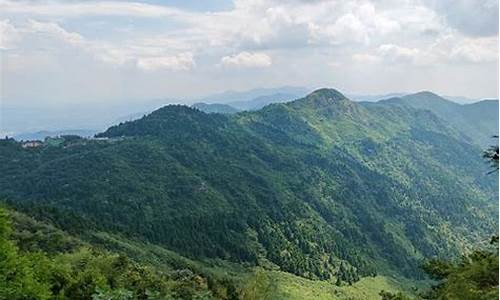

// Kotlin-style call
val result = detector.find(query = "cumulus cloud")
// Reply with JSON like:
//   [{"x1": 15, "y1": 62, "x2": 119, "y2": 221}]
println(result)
[
  {"x1": 0, "y1": 0, "x2": 467, "y2": 53},
  {"x1": 310, "y1": 13, "x2": 369, "y2": 45},
  {"x1": 2, "y1": 19, "x2": 197, "y2": 72},
  {"x1": 353, "y1": 34, "x2": 498, "y2": 67},
  {"x1": 221, "y1": 52, "x2": 272, "y2": 67},
  {"x1": 0, "y1": 0, "x2": 497, "y2": 100},
  {"x1": 421, "y1": 0, "x2": 498, "y2": 37}
]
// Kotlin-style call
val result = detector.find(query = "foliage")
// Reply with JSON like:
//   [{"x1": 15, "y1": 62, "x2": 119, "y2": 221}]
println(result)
[
  {"x1": 417, "y1": 240, "x2": 498, "y2": 300},
  {"x1": 0, "y1": 208, "x2": 52, "y2": 300},
  {"x1": 483, "y1": 136, "x2": 498, "y2": 171},
  {"x1": 379, "y1": 137, "x2": 500, "y2": 300},
  {"x1": 0, "y1": 207, "x2": 221, "y2": 300},
  {"x1": 378, "y1": 91, "x2": 499, "y2": 147},
  {"x1": 379, "y1": 290, "x2": 414, "y2": 300}
]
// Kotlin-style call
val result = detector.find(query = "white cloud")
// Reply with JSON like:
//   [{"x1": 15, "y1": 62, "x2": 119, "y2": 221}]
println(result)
[
  {"x1": 356, "y1": 3, "x2": 401, "y2": 35},
  {"x1": 2, "y1": 19, "x2": 197, "y2": 72},
  {"x1": 28, "y1": 20, "x2": 84, "y2": 45},
  {"x1": 316, "y1": 13, "x2": 369, "y2": 45},
  {"x1": 449, "y1": 38, "x2": 498, "y2": 63},
  {"x1": 136, "y1": 53, "x2": 195, "y2": 71},
  {"x1": 420, "y1": 0, "x2": 498, "y2": 37},
  {"x1": 0, "y1": 19, "x2": 20, "y2": 49},
  {"x1": 0, "y1": 0, "x2": 452, "y2": 53},
  {"x1": 221, "y1": 51, "x2": 272, "y2": 67},
  {"x1": 0, "y1": 0, "x2": 498, "y2": 101},
  {"x1": 353, "y1": 33, "x2": 498, "y2": 67},
  {"x1": 377, "y1": 44, "x2": 420, "y2": 62}
]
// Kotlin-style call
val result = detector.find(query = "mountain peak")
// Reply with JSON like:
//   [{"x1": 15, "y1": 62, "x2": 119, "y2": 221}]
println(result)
[
  {"x1": 98, "y1": 104, "x2": 228, "y2": 138},
  {"x1": 308, "y1": 88, "x2": 348, "y2": 100},
  {"x1": 281, "y1": 88, "x2": 367, "y2": 120},
  {"x1": 289, "y1": 88, "x2": 350, "y2": 109},
  {"x1": 409, "y1": 91, "x2": 443, "y2": 99}
]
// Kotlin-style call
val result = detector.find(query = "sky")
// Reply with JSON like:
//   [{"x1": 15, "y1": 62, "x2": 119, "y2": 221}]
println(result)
[{"x1": 0, "y1": 0, "x2": 498, "y2": 111}]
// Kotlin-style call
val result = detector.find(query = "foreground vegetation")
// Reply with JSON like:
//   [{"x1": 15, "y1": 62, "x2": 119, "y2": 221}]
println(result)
[
  {"x1": 0, "y1": 207, "x2": 424, "y2": 299},
  {"x1": 4, "y1": 204, "x2": 496, "y2": 299},
  {"x1": 0, "y1": 208, "x2": 223, "y2": 299}
]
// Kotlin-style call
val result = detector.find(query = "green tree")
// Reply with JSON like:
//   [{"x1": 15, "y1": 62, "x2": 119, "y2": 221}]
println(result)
[
  {"x1": 483, "y1": 136, "x2": 498, "y2": 171},
  {"x1": 0, "y1": 208, "x2": 52, "y2": 300}
]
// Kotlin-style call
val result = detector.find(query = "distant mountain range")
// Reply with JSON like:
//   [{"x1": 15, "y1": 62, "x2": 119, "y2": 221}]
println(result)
[
  {"x1": 13, "y1": 129, "x2": 98, "y2": 141},
  {"x1": 377, "y1": 91, "x2": 499, "y2": 147},
  {"x1": 4, "y1": 87, "x2": 494, "y2": 139},
  {"x1": 192, "y1": 93, "x2": 304, "y2": 113},
  {"x1": 195, "y1": 86, "x2": 310, "y2": 104},
  {"x1": 191, "y1": 87, "x2": 311, "y2": 114},
  {"x1": 347, "y1": 93, "x2": 407, "y2": 102}
]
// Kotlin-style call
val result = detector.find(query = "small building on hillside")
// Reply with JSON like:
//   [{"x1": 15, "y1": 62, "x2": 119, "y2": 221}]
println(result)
[{"x1": 21, "y1": 140, "x2": 43, "y2": 148}]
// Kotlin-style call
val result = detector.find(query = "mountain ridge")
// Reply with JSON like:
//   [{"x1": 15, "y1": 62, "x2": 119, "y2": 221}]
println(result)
[
  {"x1": 377, "y1": 91, "x2": 499, "y2": 147},
  {"x1": 0, "y1": 88, "x2": 496, "y2": 288}
]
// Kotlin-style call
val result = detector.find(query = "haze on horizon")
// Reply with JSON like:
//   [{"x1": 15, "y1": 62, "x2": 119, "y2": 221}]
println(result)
[{"x1": 0, "y1": 0, "x2": 498, "y2": 110}]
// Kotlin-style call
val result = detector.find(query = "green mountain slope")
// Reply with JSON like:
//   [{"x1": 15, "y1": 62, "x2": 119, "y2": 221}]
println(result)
[
  {"x1": 0, "y1": 89, "x2": 496, "y2": 288},
  {"x1": 0, "y1": 206, "x2": 241, "y2": 299},
  {"x1": 378, "y1": 91, "x2": 499, "y2": 147},
  {"x1": 2, "y1": 206, "x2": 423, "y2": 300}
]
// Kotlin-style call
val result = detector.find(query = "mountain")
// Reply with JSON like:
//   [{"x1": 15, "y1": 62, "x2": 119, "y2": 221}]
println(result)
[
  {"x1": 378, "y1": 91, "x2": 499, "y2": 147},
  {"x1": 194, "y1": 92, "x2": 303, "y2": 113},
  {"x1": 443, "y1": 95, "x2": 479, "y2": 104},
  {"x1": 197, "y1": 86, "x2": 310, "y2": 104},
  {"x1": 0, "y1": 89, "x2": 496, "y2": 296},
  {"x1": 191, "y1": 103, "x2": 240, "y2": 114},
  {"x1": 348, "y1": 93, "x2": 407, "y2": 102},
  {"x1": 348, "y1": 93, "x2": 484, "y2": 104},
  {"x1": 228, "y1": 93, "x2": 301, "y2": 111}
]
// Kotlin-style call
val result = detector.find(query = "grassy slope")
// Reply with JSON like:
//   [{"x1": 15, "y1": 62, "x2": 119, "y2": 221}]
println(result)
[
  {"x1": 273, "y1": 272, "x2": 419, "y2": 300},
  {"x1": 89, "y1": 230, "x2": 424, "y2": 300},
  {"x1": 89, "y1": 231, "x2": 426, "y2": 300}
]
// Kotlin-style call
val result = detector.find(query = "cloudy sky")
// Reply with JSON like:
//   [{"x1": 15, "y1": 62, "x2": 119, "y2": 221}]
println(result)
[{"x1": 0, "y1": 0, "x2": 498, "y2": 109}]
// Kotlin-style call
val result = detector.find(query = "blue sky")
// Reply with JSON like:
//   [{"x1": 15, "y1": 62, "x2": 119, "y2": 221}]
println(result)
[{"x1": 0, "y1": 0, "x2": 498, "y2": 110}]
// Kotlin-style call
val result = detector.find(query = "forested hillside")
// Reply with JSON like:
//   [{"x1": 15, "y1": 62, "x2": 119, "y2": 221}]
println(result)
[
  {"x1": 0, "y1": 207, "x2": 233, "y2": 299},
  {"x1": 378, "y1": 91, "x2": 499, "y2": 147},
  {"x1": 0, "y1": 89, "x2": 497, "y2": 299}
]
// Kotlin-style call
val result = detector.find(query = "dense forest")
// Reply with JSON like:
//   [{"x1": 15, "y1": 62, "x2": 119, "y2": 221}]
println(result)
[{"x1": 0, "y1": 89, "x2": 497, "y2": 299}]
